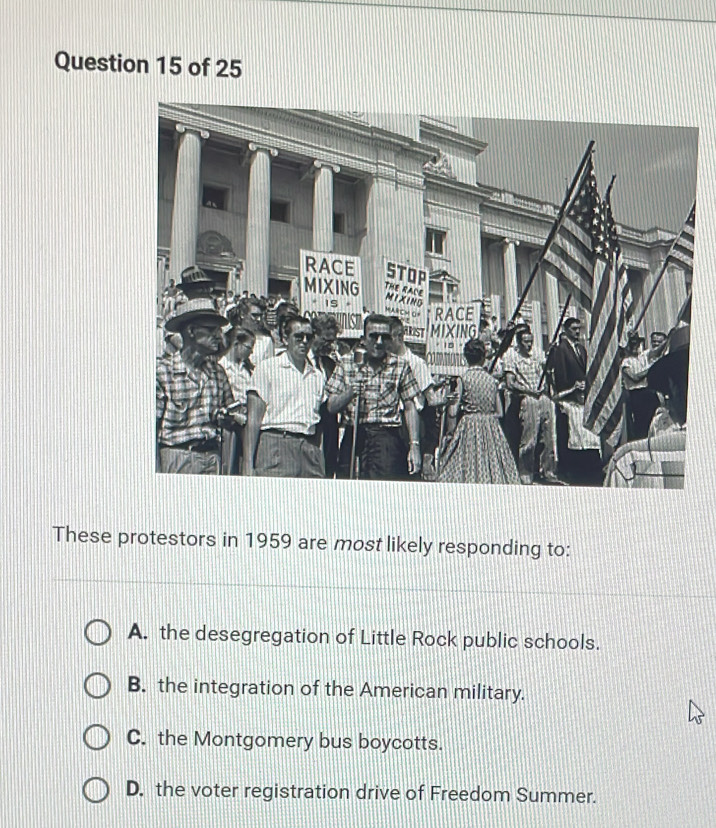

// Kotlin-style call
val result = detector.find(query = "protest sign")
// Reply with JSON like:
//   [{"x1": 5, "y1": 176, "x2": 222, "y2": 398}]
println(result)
[
  {"x1": 300, "y1": 250, "x2": 364, "y2": 336},
  {"x1": 426, "y1": 301, "x2": 482, "y2": 375},
  {"x1": 383, "y1": 259, "x2": 428, "y2": 343}
]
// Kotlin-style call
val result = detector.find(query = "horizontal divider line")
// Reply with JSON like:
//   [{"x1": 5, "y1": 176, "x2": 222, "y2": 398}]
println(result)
[
  {"x1": 268, "y1": 0, "x2": 716, "y2": 27},
  {"x1": 54, "y1": 578, "x2": 716, "y2": 600}
]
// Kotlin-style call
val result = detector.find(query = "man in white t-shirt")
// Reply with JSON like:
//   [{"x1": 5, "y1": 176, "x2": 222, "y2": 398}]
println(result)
[
  {"x1": 388, "y1": 317, "x2": 443, "y2": 408},
  {"x1": 621, "y1": 331, "x2": 667, "y2": 439},
  {"x1": 243, "y1": 316, "x2": 326, "y2": 478},
  {"x1": 387, "y1": 316, "x2": 446, "y2": 476},
  {"x1": 503, "y1": 325, "x2": 560, "y2": 485}
]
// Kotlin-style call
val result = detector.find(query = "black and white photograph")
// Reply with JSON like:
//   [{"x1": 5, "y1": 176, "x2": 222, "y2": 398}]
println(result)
[{"x1": 156, "y1": 107, "x2": 696, "y2": 489}]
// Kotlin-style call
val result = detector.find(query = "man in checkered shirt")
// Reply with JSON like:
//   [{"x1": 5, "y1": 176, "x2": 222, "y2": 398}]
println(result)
[
  {"x1": 156, "y1": 298, "x2": 234, "y2": 474},
  {"x1": 326, "y1": 314, "x2": 422, "y2": 480}
]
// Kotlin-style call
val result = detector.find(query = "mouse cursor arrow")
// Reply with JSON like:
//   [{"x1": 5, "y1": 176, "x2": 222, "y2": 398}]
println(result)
[{"x1": 688, "y1": 700, "x2": 705, "y2": 724}]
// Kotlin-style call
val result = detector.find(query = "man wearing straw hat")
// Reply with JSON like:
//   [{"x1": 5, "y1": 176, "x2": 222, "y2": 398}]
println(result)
[{"x1": 156, "y1": 297, "x2": 233, "y2": 474}]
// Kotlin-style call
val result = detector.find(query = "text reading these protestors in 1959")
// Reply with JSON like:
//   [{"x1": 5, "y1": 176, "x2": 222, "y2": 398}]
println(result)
[{"x1": 51, "y1": 525, "x2": 571, "y2": 559}]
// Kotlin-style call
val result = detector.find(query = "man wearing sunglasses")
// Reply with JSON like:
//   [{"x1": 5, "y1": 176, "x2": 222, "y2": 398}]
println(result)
[
  {"x1": 230, "y1": 296, "x2": 275, "y2": 366},
  {"x1": 243, "y1": 316, "x2": 326, "y2": 478},
  {"x1": 326, "y1": 314, "x2": 422, "y2": 480}
]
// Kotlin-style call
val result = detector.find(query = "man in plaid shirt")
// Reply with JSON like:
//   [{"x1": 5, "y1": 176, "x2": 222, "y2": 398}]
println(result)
[
  {"x1": 326, "y1": 314, "x2": 422, "y2": 480},
  {"x1": 156, "y1": 298, "x2": 234, "y2": 474}
]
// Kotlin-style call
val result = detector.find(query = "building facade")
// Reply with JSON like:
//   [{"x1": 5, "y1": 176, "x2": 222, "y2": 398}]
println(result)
[{"x1": 157, "y1": 105, "x2": 691, "y2": 344}]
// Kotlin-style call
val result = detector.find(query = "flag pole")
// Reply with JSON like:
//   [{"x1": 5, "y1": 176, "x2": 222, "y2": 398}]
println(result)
[
  {"x1": 604, "y1": 174, "x2": 616, "y2": 203},
  {"x1": 538, "y1": 294, "x2": 572, "y2": 391},
  {"x1": 631, "y1": 201, "x2": 696, "y2": 332},
  {"x1": 489, "y1": 140, "x2": 595, "y2": 371},
  {"x1": 673, "y1": 290, "x2": 692, "y2": 328},
  {"x1": 349, "y1": 387, "x2": 361, "y2": 480}
]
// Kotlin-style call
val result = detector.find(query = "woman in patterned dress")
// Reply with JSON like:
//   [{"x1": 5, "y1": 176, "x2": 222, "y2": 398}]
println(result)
[{"x1": 437, "y1": 338, "x2": 519, "y2": 485}]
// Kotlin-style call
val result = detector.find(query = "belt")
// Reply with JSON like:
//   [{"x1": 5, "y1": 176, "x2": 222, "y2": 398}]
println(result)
[
  {"x1": 162, "y1": 439, "x2": 220, "y2": 453},
  {"x1": 263, "y1": 428, "x2": 320, "y2": 444}
]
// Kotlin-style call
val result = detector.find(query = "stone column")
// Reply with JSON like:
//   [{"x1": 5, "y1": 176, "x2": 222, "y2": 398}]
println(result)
[
  {"x1": 360, "y1": 166, "x2": 424, "y2": 314},
  {"x1": 169, "y1": 125, "x2": 209, "y2": 281},
  {"x1": 245, "y1": 143, "x2": 277, "y2": 297},
  {"x1": 545, "y1": 270, "x2": 561, "y2": 339},
  {"x1": 489, "y1": 294, "x2": 502, "y2": 329},
  {"x1": 531, "y1": 299, "x2": 544, "y2": 352},
  {"x1": 456, "y1": 214, "x2": 483, "y2": 303},
  {"x1": 157, "y1": 256, "x2": 168, "y2": 300},
  {"x1": 503, "y1": 239, "x2": 519, "y2": 318},
  {"x1": 312, "y1": 161, "x2": 340, "y2": 252}
]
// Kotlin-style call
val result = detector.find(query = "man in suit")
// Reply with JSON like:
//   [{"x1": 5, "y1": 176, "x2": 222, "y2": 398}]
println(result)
[
  {"x1": 549, "y1": 317, "x2": 588, "y2": 402},
  {"x1": 547, "y1": 317, "x2": 602, "y2": 486}
]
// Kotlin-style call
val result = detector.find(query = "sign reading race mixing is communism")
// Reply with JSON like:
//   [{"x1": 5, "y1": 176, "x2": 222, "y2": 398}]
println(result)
[
  {"x1": 383, "y1": 259, "x2": 428, "y2": 343},
  {"x1": 300, "y1": 250, "x2": 364, "y2": 337},
  {"x1": 426, "y1": 301, "x2": 482, "y2": 375}
]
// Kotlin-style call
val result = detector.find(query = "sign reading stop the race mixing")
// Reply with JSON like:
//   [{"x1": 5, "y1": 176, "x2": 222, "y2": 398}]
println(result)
[
  {"x1": 383, "y1": 259, "x2": 428, "y2": 343},
  {"x1": 300, "y1": 250, "x2": 364, "y2": 337},
  {"x1": 426, "y1": 301, "x2": 482, "y2": 375}
]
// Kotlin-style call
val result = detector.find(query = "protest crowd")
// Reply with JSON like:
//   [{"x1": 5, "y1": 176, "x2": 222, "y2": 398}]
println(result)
[{"x1": 156, "y1": 260, "x2": 690, "y2": 488}]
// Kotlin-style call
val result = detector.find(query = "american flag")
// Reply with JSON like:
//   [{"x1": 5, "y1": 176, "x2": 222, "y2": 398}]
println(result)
[
  {"x1": 542, "y1": 155, "x2": 601, "y2": 310},
  {"x1": 583, "y1": 192, "x2": 632, "y2": 448},
  {"x1": 667, "y1": 202, "x2": 696, "y2": 271}
]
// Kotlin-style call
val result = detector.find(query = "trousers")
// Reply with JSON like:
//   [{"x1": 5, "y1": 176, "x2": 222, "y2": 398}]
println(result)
[
  {"x1": 159, "y1": 447, "x2": 220, "y2": 474},
  {"x1": 255, "y1": 430, "x2": 325, "y2": 478},
  {"x1": 517, "y1": 396, "x2": 557, "y2": 480}
]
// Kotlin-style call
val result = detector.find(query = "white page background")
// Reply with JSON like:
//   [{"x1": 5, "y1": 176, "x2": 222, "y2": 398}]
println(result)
[{"x1": 4, "y1": 2, "x2": 716, "y2": 825}]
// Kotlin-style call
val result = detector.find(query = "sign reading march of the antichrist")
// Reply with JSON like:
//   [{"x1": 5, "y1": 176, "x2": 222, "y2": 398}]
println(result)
[
  {"x1": 299, "y1": 250, "x2": 364, "y2": 337},
  {"x1": 383, "y1": 259, "x2": 429, "y2": 344},
  {"x1": 426, "y1": 301, "x2": 482, "y2": 375}
]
